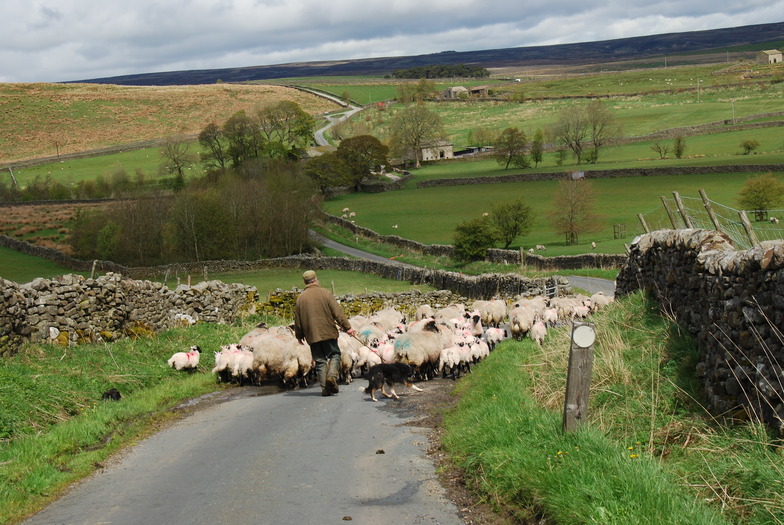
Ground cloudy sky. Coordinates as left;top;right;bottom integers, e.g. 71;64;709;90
3;1;783;83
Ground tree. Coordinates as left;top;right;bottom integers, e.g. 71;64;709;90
255;101;314;159
549;178;603;245
198;122;229;170
494;128;528;169
552;106;589;164
530;129;544;168
303;152;352;193
585;100;617;163
740;139;761;155
673;135;687;159
336;135;389;191
388;104;444;168
737;173;784;218
468;126;496;147
159;136;197;190
552;101;617;164
222;110;262;167
651;140;670;159
453;216;499;262
489;198;534;249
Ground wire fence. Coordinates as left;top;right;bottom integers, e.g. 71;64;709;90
636;190;784;251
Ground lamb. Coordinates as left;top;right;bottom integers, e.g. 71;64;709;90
529;321;547;347
230;346;256;386
483;326;508;350
167;345;202;372
212;344;243;383
590;291;614;311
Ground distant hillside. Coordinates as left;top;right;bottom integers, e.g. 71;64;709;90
76;22;784;86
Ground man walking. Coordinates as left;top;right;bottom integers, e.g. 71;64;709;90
294;270;356;396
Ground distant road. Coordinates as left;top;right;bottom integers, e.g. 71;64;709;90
311;232;617;296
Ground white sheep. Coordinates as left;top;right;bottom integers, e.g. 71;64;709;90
529;321;547;346
167;345;201;372
414;304;434;321
509;306;536;340
536;244;546;251
348;211;356;218
483;326;508;350
393;320;450;380
591;241;597;250
590;291;615;312
770;217;779;224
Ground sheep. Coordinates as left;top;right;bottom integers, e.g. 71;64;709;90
509;306;536;340
212;344;243;383
393;320;450;380
167;345;202;372
590;291;615;312
472;299;506;328
529;321;547;347
770;217;779;224
238;322;269;347
536;244;546;251
414;304;434;321
434;303;465;322
483;326;508;350
348;211;356;218
342;207;350;213
369;307;406;332
231;346;256;386
542;307;559;327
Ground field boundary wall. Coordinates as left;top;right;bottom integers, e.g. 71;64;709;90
615;229;784;428
417;164;784;188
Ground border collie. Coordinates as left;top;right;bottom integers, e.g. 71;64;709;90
364;362;423;402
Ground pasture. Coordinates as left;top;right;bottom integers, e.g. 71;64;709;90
324;170;784;255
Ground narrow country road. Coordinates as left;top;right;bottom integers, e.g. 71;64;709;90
313;232;617;296
23;382;463;525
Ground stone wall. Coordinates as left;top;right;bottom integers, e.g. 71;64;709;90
615;229;784;428
417;164;784;189
319;213;627;270
0;273;258;356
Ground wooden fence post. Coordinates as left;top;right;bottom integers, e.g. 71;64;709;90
673;191;694;228
699;189;722;232
563;321;596;433
738;210;760;248
637;213;650;233
660;196;679;229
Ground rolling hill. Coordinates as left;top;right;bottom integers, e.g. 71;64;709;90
74;22;784;86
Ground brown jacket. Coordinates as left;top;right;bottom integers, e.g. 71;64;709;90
294;283;352;344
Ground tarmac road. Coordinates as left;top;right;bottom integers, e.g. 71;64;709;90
23;383;464;525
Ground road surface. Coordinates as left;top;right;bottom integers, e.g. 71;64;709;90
24;383;464;525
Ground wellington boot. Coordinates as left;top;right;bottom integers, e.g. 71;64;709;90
325;357;340;395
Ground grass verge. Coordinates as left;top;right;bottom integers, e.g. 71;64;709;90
441;291;783;524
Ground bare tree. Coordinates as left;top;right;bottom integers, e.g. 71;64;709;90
549;178;604;245
552;101;617;164
160;136;197;189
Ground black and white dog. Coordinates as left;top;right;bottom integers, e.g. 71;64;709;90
364;362;423;402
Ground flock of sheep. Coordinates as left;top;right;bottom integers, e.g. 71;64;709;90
166;291;614;388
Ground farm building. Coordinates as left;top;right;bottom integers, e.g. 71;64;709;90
442;86;469;99
470;85;490;97
421;140;454;161
758;49;782;64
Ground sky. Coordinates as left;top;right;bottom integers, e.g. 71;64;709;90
2;1;783;83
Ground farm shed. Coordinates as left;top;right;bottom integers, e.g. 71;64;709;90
758;49;782;64
421;140;454;162
441;86;469;99
469;85;490;97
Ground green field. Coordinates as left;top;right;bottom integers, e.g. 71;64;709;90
324;170;784;255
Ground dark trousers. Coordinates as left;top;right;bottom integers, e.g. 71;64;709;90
309;339;341;383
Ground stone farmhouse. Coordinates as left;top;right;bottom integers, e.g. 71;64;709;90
758;49;782;64
421;140;454;161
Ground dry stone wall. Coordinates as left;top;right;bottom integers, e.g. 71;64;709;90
615;229;784;428
0;273;257;356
